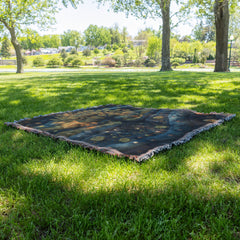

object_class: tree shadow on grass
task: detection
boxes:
[0,71,215,120]
[0,136,240,239]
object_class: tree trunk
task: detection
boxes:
[160,0,172,71]
[9,27,24,73]
[214,0,229,72]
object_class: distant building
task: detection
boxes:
[39,48,58,54]
[24,50,41,55]
[58,46,75,53]
[132,40,147,47]
[78,45,89,52]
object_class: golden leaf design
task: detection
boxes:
[90,136,105,141]
[119,138,130,143]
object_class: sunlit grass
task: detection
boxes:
[0,71,239,239]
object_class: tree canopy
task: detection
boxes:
[84,25,111,47]
[61,30,83,49]
[0,36,11,59]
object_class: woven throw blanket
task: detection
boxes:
[5,105,235,162]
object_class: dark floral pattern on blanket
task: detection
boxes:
[5,105,235,161]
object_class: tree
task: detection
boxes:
[20,29,42,51]
[60,49,68,60]
[40,34,61,48]
[96,0,177,71]
[229,5,240,40]
[84,25,111,47]
[159,0,172,71]
[193,21,215,42]
[214,0,229,71]
[61,30,83,49]
[146,36,162,63]
[188,0,239,72]
[109,24,121,45]
[134,28,154,44]
[1,36,11,59]
[0,0,60,73]
[0,0,82,73]
[121,27,129,44]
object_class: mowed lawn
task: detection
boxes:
[0,71,239,239]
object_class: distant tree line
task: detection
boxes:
[2,26,240,67]
[13,25,130,52]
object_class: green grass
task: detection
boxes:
[0,65,17,69]
[0,71,239,239]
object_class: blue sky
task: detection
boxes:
[41,1,195,37]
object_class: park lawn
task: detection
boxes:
[0,71,239,239]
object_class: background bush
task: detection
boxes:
[144,58,156,67]
[94,58,101,66]
[82,49,91,57]
[22,56,28,65]
[60,49,68,60]
[94,48,99,54]
[133,58,143,67]
[102,57,116,67]
[171,62,180,68]
[64,56,75,66]
[112,44,119,51]
[64,56,83,67]
[112,55,123,67]
[71,57,83,67]
[47,57,63,68]
[70,48,78,55]
[33,56,45,67]
[170,58,186,65]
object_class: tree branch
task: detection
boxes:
[0,17,11,30]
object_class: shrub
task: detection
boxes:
[144,58,156,67]
[102,57,116,67]
[94,58,101,66]
[170,58,185,65]
[33,56,45,67]
[60,49,68,60]
[123,53,130,67]
[133,58,143,67]
[112,55,123,67]
[122,47,128,53]
[47,57,62,68]
[71,57,83,67]
[94,48,99,54]
[82,49,91,57]
[208,54,215,60]
[64,56,75,66]
[103,49,108,55]
[173,50,187,59]
[70,48,78,55]
[22,56,28,65]
[64,56,83,67]
[112,44,119,51]
[129,43,134,50]
[193,49,199,63]
[147,36,161,62]
[106,45,112,51]
[171,62,180,68]
[200,56,207,64]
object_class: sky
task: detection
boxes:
[40,1,195,37]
